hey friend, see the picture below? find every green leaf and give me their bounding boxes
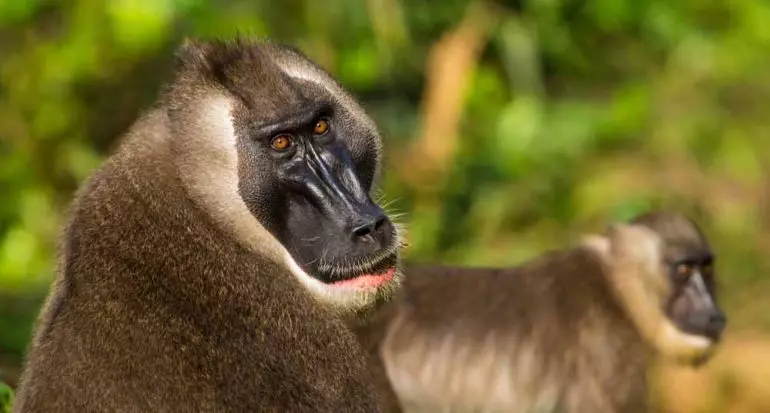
[610,198,655,223]
[0,382,13,413]
[107,0,177,54]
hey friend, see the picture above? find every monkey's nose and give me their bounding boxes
[706,311,726,339]
[351,213,389,242]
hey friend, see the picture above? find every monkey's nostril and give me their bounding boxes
[710,311,726,324]
[373,215,386,232]
[351,213,386,241]
[352,227,375,243]
[350,214,393,247]
[707,312,727,338]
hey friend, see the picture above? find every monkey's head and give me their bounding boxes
[591,214,726,367]
[630,211,727,365]
[164,38,403,312]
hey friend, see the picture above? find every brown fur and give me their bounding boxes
[13,38,392,412]
[357,218,722,413]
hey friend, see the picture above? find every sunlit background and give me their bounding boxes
[2,0,770,411]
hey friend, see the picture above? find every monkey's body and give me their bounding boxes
[360,215,726,413]
[360,247,650,413]
[14,109,381,412]
[14,39,406,412]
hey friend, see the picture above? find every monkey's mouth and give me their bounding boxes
[690,352,713,368]
[312,249,399,289]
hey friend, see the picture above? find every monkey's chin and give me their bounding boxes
[283,250,401,310]
[329,267,397,290]
[656,323,717,367]
[689,351,714,368]
[687,337,721,368]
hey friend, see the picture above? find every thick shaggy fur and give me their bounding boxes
[360,246,649,413]
[14,39,389,412]
[357,222,722,413]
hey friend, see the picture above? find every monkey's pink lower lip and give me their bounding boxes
[330,267,396,289]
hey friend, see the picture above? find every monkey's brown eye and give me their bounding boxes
[701,264,713,275]
[270,134,293,151]
[676,264,693,278]
[313,118,330,135]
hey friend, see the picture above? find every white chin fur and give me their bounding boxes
[282,250,388,310]
[661,322,712,351]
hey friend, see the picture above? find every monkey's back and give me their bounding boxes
[402,248,633,338]
[372,247,651,412]
[13,110,381,413]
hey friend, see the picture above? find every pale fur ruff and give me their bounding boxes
[173,60,398,310]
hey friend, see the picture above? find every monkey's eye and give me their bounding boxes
[701,263,714,276]
[313,118,330,136]
[270,134,293,151]
[676,263,693,279]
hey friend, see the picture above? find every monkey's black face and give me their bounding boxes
[665,253,726,343]
[236,98,399,292]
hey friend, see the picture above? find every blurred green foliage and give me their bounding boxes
[0,381,11,413]
[1,0,769,394]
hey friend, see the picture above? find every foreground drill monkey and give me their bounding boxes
[14,38,404,412]
[358,212,727,413]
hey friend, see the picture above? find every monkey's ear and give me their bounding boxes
[175,37,215,73]
[581,233,610,261]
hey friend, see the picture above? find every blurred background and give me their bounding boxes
[1,0,769,411]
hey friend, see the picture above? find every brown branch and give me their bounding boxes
[399,1,501,192]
